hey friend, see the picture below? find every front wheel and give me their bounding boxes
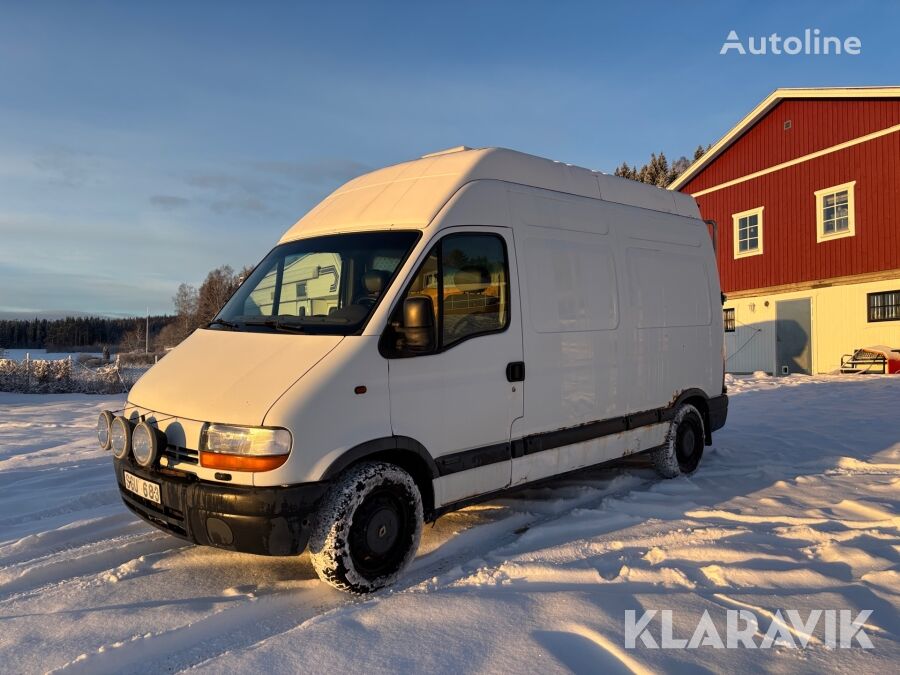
[308,461,423,593]
[650,403,705,478]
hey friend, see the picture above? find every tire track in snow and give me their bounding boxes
[0,531,183,603]
[48,472,655,674]
[173,474,662,673]
[49,586,341,675]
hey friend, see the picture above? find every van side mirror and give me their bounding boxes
[402,296,435,352]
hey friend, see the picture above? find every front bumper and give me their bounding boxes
[114,457,328,556]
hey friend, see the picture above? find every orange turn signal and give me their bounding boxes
[199,452,288,472]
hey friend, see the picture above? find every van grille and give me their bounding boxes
[161,445,199,466]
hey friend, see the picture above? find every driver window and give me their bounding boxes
[387,232,509,356]
[441,234,509,347]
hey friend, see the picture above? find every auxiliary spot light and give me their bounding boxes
[110,416,134,460]
[97,410,114,450]
[132,421,167,468]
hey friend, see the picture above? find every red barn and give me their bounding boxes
[670,87,900,375]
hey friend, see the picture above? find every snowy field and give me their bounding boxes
[0,375,897,674]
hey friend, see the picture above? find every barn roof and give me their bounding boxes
[668,86,900,192]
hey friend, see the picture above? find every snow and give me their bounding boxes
[0,375,898,673]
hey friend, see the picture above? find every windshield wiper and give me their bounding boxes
[206,318,240,330]
[243,317,306,333]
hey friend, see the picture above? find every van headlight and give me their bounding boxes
[199,424,292,472]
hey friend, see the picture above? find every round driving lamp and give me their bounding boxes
[132,421,165,468]
[110,416,134,460]
[97,410,114,450]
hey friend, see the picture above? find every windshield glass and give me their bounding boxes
[213,231,420,335]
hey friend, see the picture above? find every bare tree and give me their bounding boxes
[159,265,250,350]
[119,326,146,353]
[173,283,198,320]
[196,265,242,326]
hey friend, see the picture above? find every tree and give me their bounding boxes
[154,321,185,351]
[119,326,146,353]
[614,143,708,188]
[196,265,243,327]
[670,156,692,181]
[173,283,198,321]
[169,283,199,344]
[614,162,639,181]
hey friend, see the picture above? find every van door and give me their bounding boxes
[386,228,524,505]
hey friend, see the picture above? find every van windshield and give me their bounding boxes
[212,231,420,335]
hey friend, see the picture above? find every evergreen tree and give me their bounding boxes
[614,142,708,187]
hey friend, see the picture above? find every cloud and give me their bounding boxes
[183,157,367,218]
[31,146,101,188]
[186,173,267,194]
[251,158,371,184]
[210,197,269,215]
[149,194,190,209]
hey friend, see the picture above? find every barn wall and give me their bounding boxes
[682,98,900,194]
[724,274,900,374]
[696,128,900,294]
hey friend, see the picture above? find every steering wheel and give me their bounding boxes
[356,296,376,308]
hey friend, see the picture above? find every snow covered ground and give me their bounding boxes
[0,374,897,674]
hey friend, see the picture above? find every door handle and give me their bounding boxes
[506,361,525,382]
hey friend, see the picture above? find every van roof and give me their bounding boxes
[279,147,700,242]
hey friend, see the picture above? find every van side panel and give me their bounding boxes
[507,185,721,485]
[509,188,626,483]
[622,228,719,414]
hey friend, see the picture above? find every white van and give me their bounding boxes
[98,147,727,593]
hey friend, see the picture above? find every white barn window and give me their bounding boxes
[732,206,764,259]
[815,181,856,242]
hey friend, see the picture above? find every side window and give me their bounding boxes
[441,234,509,347]
[386,232,510,355]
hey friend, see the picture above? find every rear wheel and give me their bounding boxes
[308,461,423,593]
[650,403,705,478]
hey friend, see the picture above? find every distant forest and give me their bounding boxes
[0,263,249,353]
[0,316,175,351]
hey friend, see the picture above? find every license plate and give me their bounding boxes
[123,471,162,505]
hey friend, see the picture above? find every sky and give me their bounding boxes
[0,0,897,317]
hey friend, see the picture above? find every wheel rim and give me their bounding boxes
[675,418,702,473]
[349,485,412,578]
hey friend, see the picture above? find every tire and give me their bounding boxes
[650,403,705,479]
[308,461,423,593]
